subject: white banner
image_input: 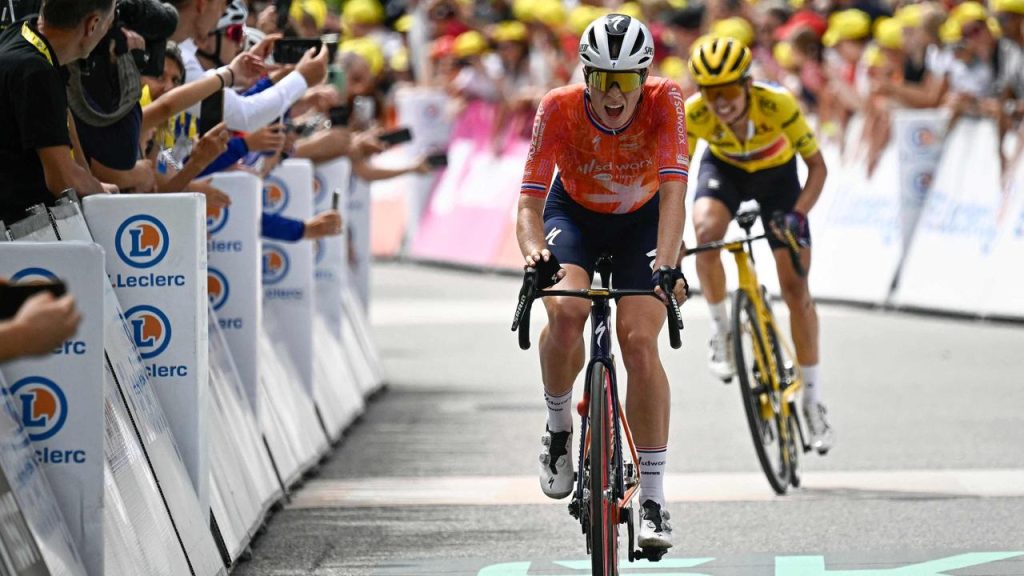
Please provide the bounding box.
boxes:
[207,173,263,411]
[893,109,948,245]
[0,242,104,576]
[82,194,210,513]
[0,372,87,576]
[893,119,1003,313]
[981,157,1024,319]
[348,177,373,310]
[263,161,315,395]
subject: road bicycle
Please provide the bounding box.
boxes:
[683,206,813,495]
[511,256,683,574]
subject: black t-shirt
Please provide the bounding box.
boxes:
[74,103,142,171]
[0,18,71,225]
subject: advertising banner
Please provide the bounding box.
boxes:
[893,119,1003,313]
[348,177,373,309]
[264,160,315,395]
[0,372,86,576]
[81,194,210,513]
[981,157,1024,319]
[313,159,351,333]
[0,243,102,576]
[208,172,263,411]
[893,109,947,245]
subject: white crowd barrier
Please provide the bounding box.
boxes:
[0,161,382,573]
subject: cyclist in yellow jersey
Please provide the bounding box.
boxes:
[685,36,834,453]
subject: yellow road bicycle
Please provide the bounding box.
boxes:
[684,206,813,494]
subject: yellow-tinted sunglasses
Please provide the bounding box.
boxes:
[585,69,646,93]
[699,82,746,101]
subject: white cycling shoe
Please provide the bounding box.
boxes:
[539,427,573,499]
[708,332,735,383]
[637,500,673,549]
[803,401,834,455]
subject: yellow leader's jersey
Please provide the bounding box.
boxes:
[685,82,819,173]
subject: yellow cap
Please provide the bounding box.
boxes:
[534,0,567,29]
[342,0,384,25]
[513,0,538,22]
[710,17,755,47]
[618,2,644,20]
[667,0,687,8]
[773,40,795,69]
[341,37,385,76]
[861,44,886,67]
[874,17,903,50]
[894,4,924,28]
[453,30,489,58]
[390,47,410,72]
[950,2,987,24]
[939,17,962,43]
[822,9,871,47]
[290,0,328,29]
[995,0,1024,15]
[568,6,601,37]
[394,14,413,33]
[658,55,687,81]
[492,20,528,43]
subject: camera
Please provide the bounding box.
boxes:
[92,0,179,78]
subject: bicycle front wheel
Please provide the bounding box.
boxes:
[732,289,792,494]
[588,362,619,575]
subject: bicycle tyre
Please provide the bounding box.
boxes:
[588,362,618,575]
[732,290,791,494]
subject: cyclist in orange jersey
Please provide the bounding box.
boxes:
[685,36,833,453]
[516,13,689,551]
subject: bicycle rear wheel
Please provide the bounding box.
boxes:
[732,290,792,494]
[588,362,619,575]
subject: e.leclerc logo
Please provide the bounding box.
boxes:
[207,204,230,235]
[11,377,67,442]
[314,173,327,206]
[263,177,290,215]
[262,244,290,285]
[208,268,230,311]
[115,215,170,268]
[124,305,172,359]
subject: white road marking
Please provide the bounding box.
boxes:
[288,469,1024,509]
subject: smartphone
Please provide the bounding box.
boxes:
[328,105,352,128]
[198,89,224,137]
[273,38,322,65]
[425,152,448,168]
[331,189,341,211]
[0,281,67,320]
[274,0,293,30]
[379,127,413,146]
[321,33,340,62]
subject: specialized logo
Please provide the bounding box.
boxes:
[124,305,172,359]
[208,268,230,311]
[10,377,67,441]
[207,204,230,235]
[263,176,290,215]
[115,215,170,269]
[262,244,290,285]
[595,321,608,342]
[545,228,562,246]
[647,248,657,271]
[607,15,629,33]
[314,174,327,206]
[10,267,59,283]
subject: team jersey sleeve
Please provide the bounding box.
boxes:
[655,80,690,184]
[520,92,562,198]
[777,91,819,159]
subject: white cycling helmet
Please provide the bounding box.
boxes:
[218,0,248,30]
[578,14,655,71]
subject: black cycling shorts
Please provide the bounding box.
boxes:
[693,150,809,249]
[542,174,659,290]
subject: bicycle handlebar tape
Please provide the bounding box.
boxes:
[513,271,537,350]
[655,266,685,350]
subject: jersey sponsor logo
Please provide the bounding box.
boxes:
[578,157,653,175]
[207,204,230,235]
[263,176,290,215]
[262,244,290,285]
[668,88,687,145]
[10,376,67,442]
[125,305,172,359]
[545,228,563,246]
[527,103,548,163]
[115,215,170,269]
[208,268,230,311]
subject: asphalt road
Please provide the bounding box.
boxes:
[234,262,1024,576]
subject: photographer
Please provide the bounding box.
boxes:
[0,0,118,224]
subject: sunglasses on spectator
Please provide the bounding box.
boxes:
[700,82,746,101]
[585,69,646,93]
[219,23,245,43]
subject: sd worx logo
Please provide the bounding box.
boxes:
[124,305,172,359]
[10,377,67,441]
[262,244,290,285]
[263,177,290,215]
[116,215,170,268]
[207,204,230,235]
[208,268,230,310]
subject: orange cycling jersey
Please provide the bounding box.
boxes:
[520,77,690,215]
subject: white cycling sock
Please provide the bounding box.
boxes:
[801,364,820,408]
[708,299,730,338]
[544,389,573,433]
[638,445,667,508]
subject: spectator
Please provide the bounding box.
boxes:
[0,0,118,225]
[0,284,81,362]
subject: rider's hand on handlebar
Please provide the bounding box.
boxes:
[770,211,810,249]
[524,249,565,289]
[652,266,689,305]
